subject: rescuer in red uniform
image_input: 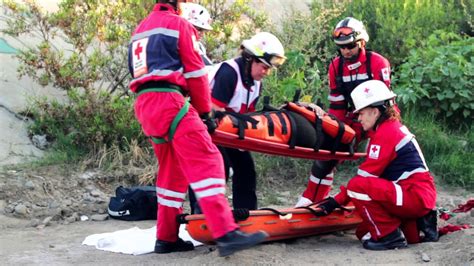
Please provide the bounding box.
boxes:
[128,0,266,256]
[314,80,438,250]
[297,17,396,207]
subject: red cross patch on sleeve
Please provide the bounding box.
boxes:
[132,38,149,78]
[369,144,381,159]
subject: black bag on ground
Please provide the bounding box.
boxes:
[108,186,157,221]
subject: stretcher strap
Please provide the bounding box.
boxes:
[281,110,297,149]
[263,113,275,136]
[328,114,345,154]
[313,115,323,152]
[275,112,288,135]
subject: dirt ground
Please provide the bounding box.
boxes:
[0,165,473,265]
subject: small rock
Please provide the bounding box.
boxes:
[80,215,89,221]
[24,181,35,190]
[421,252,431,262]
[14,204,28,215]
[90,190,102,197]
[32,134,49,149]
[65,216,76,223]
[91,214,108,221]
[63,199,72,206]
[42,216,53,226]
[49,244,55,248]
[49,201,60,209]
[29,219,41,227]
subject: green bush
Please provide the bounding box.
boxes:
[262,1,346,106]
[28,90,144,160]
[394,31,474,129]
[343,0,471,66]
[403,112,473,189]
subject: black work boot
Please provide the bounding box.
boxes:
[417,210,439,242]
[216,230,267,257]
[362,228,408,251]
[154,238,194,253]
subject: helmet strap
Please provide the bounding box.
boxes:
[241,50,255,88]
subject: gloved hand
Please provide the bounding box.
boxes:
[200,112,217,134]
[314,197,340,216]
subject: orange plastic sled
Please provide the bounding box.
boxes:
[180,205,362,244]
[211,130,366,161]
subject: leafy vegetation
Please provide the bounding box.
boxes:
[394,31,473,129]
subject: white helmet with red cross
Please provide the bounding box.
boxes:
[180,3,213,31]
[351,80,396,113]
[241,32,286,68]
[333,17,369,45]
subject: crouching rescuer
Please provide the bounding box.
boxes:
[128,0,267,256]
[314,80,438,250]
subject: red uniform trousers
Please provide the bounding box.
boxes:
[301,116,363,203]
[135,92,238,242]
[341,172,436,243]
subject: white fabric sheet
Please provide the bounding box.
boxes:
[82,224,203,255]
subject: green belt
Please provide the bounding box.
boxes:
[136,87,189,144]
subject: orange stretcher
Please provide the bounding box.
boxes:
[180,205,362,244]
[211,130,366,161]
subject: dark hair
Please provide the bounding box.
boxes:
[156,0,178,8]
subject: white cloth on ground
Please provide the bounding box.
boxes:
[82,224,202,255]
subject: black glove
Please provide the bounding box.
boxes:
[315,197,340,216]
[200,112,217,134]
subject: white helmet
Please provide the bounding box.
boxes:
[333,17,369,45]
[180,3,212,31]
[351,80,396,113]
[241,32,286,68]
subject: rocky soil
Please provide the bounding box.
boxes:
[0,165,472,265]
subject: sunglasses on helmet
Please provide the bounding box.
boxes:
[337,42,358,50]
[332,27,355,39]
[258,52,286,68]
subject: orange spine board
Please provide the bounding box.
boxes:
[185,207,362,244]
[216,113,292,144]
[286,102,356,144]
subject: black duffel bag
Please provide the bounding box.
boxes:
[108,186,157,221]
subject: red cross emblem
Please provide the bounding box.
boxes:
[371,145,379,153]
[369,144,381,159]
[364,87,370,93]
[134,42,143,60]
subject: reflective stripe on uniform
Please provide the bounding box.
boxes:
[348,190,372,201]
[357,169,378,178]
[131,68,184,85]
[156,187,186,200]
[393,182,403,206]
[328,95,345,101]
[309,174,333,186]
[190,178,226,199]
[183,68,207,79]
[158,196,183,208]
[342,73,369,82]
[131,27,179,42]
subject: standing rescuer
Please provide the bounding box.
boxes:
[315,80,438,250]
[205,32,286,212]
[128,0,266,257]
[296,17,396,207]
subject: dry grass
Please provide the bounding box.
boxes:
[82,138,157,185]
